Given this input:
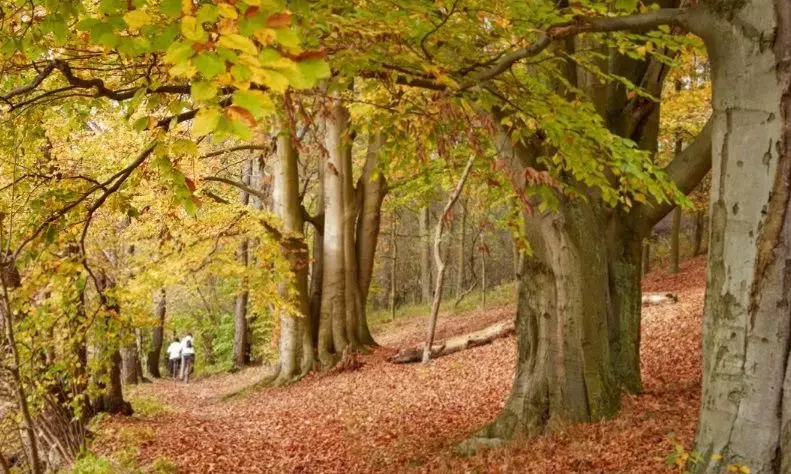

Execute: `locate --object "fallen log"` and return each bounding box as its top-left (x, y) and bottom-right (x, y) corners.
top-left (391, 319), bottom-right (515, 364)
top-left (641, 292), bottom-right (678, 306)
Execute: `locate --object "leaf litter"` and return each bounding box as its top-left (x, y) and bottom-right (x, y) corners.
top-left (94, 256), bottom-right (706, 473)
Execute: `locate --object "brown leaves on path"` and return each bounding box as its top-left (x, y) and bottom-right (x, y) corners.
top-left (94, 257), bottom-right (706, 473)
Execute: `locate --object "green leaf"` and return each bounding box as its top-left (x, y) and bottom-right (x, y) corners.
top-left (192, 107), bottom-right (221, 136)
top-left (133, 116), bottom-right (150, 131)
top-left (191, 81), bottom-right (217, 101)
top-left (164, 41), bottom-right (194, 64)
top-left (232, 89), bottom-right (274, 118)
top-left (614, 0), bottom-right (639, 11)
top-left (171, 138), bottom-right (199, 156)
top-left (275, 29), bottom-right (300, 53)
top-left (192, 53), bottom-right (226, 79)
top-left (217, 34), bottom-right (258, 55)
top-left (181, 16), bottom-right (207, 42)
top-left (123, 10), bottom-right (152, 30)
top-left (161, 0), bottom-right (181, 17)
top-left (283, 59), bottom-right (330, 89)
top-left (196, 4), bottom-right (219, 25)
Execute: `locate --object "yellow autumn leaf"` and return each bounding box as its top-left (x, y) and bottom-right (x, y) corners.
top-left (217, 34), bottom-right (258, 55)
top-left (123, 10), bottom-right (152, 30)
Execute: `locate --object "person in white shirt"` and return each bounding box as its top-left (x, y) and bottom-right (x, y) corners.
top-left (180, 333), bottom-right (195, 382)
top-left (166, 338), bottom-right (182, 378)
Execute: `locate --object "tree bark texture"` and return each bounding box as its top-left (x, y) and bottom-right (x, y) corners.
top-left (272, 118), bottom-right (314, 384)
top-left (688, 1), bottom-right (791, 471)
top-left (146, 288), bottom-right (166, 378)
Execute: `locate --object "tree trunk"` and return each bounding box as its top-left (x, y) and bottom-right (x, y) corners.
top-left (390, 215), bottom-right (397, 321)
top-left (120, 343), bottom-right (141, 385)
top-left (456, 201), bottom-right (466, 297)
top-left (606, 222), bottom-right (645, 394)
top-left (689, 1), bottom-right (791, 471)
top-left (422, 155), bottom-right (476, 363)
top-left (419, 206), bottom-right (433, 303)
top-left (308, 161), bottom-right (324, 348)
top-left (146, 288), bottom-right (165, 378)
top-left (642, 238), bottom-right (651, 275)
top-left (319, 97), bottom-right (350, 366)
top-left (394, 320), bottom-right (515, 363)
top-left (480, 232), bottom-right (487, 310)
top-left (693, 210), bottom-right (705, 256)
top-left (470, 198), bottom-right (618, 444)
top-left (94, 273), bottom-right (132, 416)
top-left (273, 118), bottom-right (314, 384)
top-left (354, 134), bottom-right (387, 346)
top-left (233, 159), bottom-right (253, 370)
top-left (670, 207), bottom-right (681, 273)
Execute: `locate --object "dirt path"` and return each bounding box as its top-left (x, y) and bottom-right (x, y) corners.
top-left (95, 258), bottom-right (705, 473)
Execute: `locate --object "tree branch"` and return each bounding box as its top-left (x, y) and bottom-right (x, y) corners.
top-left (635, 117), bottom-right (713, 230)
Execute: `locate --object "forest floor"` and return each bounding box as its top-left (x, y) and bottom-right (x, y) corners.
top-left (93, 256), bottom-right (706, 473)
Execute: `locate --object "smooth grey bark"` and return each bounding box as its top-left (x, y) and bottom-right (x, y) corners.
top-left (233, 159), bottom-right (252, 370)
top-left (272, 118), bottom-right (314, 384)
top-left (687, 1), bottom-right (791, 471)
top-left (354, 134), bottom-right (387, 346)
top-left (146, 288), bottom-right (165, 378)
top-left (422, 155), bottom-right (476, 363)
top-left (319, 97), bottom-right (349, 366)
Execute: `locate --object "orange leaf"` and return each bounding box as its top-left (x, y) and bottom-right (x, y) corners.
top-left (226, 105), bottom-right (256, 127)
top-left (267, 11), bottom-right (292, 28)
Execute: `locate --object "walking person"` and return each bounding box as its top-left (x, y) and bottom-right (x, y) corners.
top-left (181, 332), bottom-right (195, 384)
top-left (166, 337), bottom-right (182, 378)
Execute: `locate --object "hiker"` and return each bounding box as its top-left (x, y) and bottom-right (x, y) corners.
top-left (166, 337), bottom-right (182, 378)
top-left (181, 332), bottom-right (195, 383)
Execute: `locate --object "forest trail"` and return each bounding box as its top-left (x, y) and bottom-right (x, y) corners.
top-left (94, 257), bottom-right (706, 473)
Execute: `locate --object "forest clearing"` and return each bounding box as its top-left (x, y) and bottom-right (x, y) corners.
top-left (92, 257), bottom-right (705, 473)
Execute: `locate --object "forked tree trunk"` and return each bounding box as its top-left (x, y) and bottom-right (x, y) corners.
top-left (689, 1), bottom-right (791, 471)
top-left (146, 288), bottom-right (166, 378)
top-left (272, 119), bottom-right (314, 384)
top-left (422, 155), bottom-right (475, 363)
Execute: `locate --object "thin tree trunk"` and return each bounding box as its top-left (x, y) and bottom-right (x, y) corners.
top-left (456, 201), bottom-right (466, 297)
top-left (146, 288), bottom-right (166, 378)
top-left (642, 239), bottom-right (651, 275)
top-left (120, 343), bottom-right (140, 385)
top-left (234, 159), bottom-right (253, 370)
top-left (354, 134), bottom-right (387, 346)
top-left (480, 232), bottom-right (487, 310)
top-left (419, 206), bottom-right (432, 303)
top-left (0, 263), bottom-right (43, 474)
top-left (670, 133), bottom-right (683, 273)
top-left (422, 155), bottom-right (476, 363)
top-left (693, 210), bottom-right (705, 256)
top-left (670, 207), bottom-right (681, 273)
top-left (390, 215), bottom-right (397, 321)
